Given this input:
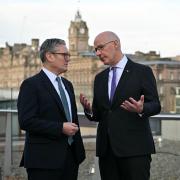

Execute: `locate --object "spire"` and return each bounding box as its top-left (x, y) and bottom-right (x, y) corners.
top-left (75, 10), bottom-right (82, 22)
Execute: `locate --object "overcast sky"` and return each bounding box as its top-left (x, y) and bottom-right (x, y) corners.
top-left (0, 0), bottom-right (179, 57)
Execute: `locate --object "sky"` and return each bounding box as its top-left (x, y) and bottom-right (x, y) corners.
top-left (0, 0), bottom-right (180, 57)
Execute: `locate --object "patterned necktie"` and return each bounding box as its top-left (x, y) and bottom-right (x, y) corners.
top-left (110, 67), bottom-right (117, 102)
top-left (56, 77), bottom-right (73, 145)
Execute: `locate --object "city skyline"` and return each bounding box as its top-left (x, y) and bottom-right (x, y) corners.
top-left (0, 0), bottom-right (179, 57)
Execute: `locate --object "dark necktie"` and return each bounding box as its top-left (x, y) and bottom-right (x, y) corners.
top-left (56, 77), bottom-right (73, 145)
top-left (110, 67), bottom-right (117, 102)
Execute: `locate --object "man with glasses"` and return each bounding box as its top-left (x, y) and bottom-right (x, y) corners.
top-left (80, 31), bottom-right (161, 180)
top-left (18, 38), bottom-right (85, 180)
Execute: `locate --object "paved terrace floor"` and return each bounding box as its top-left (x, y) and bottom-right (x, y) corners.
top-left (0, 138), bottom-right (180, 180)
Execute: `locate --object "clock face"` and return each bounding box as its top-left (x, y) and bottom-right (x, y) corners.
top-left (80, 28), bottom-right (85, 34)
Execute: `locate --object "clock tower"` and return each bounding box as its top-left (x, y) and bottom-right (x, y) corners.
top-left (68, 11), bottom-right (89, 55)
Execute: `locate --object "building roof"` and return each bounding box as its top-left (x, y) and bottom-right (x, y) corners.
top-left (79, 51), bottom-right (96, 57)
top-left (139, 60), bottom-right (180, 66)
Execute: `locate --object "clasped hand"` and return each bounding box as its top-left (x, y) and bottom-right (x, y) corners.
top-left (62, 122), bottom-right (79, 136)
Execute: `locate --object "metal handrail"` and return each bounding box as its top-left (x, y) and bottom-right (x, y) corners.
top-left (66, 112), bottom-right (180, 119)
top-left (151, 113), bottom-right (180, 120)
top-left (0, 109), bottom-right (180, 119)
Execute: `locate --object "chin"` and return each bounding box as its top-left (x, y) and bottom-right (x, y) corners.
top-left (101, 58), bottom-right (109, 65)
top-left (63, 68), bottom-right (68, 73)
top-left (59, 68), bottom-right (67, 74)
top-left (102, 61), bottom-right (109, 65)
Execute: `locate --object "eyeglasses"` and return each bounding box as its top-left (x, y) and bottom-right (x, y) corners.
top-left (51, 52), bottom-right (71, 59)
top-left (94, 41), bottom-right (115, 52)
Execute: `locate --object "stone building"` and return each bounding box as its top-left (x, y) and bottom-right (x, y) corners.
top-left (0, 11), bottom-right (180, 113)
top-left (127, 53), bottom-right (180, 113)
top-left (0, 39), bottom-right (41, 90)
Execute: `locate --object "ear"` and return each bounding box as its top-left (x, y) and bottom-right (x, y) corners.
top-left (114, 40), bottom-right (119, 48)
top-left (45, 52), bottom-right (54, 62)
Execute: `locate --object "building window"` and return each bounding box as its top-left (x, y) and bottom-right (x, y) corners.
top-left (160, 86), bottom-right (163, 95)
top-left (161, 100), bottom-right (163, 108)
top-left (176, 87), bottom-right (180, 113)
top-left (176, 87), bottom-right (180, 95)
top-left (170, 72), bottom-right (174, 80)
top-left (176, 96), bottom-right (180, 113)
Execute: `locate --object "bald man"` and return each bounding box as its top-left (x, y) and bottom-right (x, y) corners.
top-left (80, 31), bottom-right (161, 180)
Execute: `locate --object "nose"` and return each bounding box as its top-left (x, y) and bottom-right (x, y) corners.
top-left (95, 49), bottom-right (101, 56)
top-left (65, 56), bottom-right (70, 62)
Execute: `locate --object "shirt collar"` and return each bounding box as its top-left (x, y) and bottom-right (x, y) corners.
top-left (42, 67), bottom-right (61, 83)
top-left (110, 55), bottom-right (128, 70)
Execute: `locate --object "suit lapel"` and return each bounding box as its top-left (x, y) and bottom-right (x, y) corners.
top-left (39, 70), bottom-right (66, 116)
top-left (100, 68), bottom-right (111, 107)
top-left (111, 59), bottom-right (134, 107)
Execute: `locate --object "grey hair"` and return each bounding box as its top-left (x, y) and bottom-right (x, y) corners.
top-left (39, 38), bottom-right (66, 63)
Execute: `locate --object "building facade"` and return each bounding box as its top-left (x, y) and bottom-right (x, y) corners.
top-left (0, 11), bottom-right (180, 113)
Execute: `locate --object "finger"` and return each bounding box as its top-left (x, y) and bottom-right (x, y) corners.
top-left (121, 101), bottom-right (132, 110)
top-left (80, 95), bottom-right (87, 106)
top-left (140, 95), bottom-right (144, 103)
top-left (79, 94), bottom-right (84, 103)
top-left (124, 100), bottom-right (135, 108)
top-left (85, 99), bottom-right (90, 107)
top-left (87, 102), bottom-right (91, 109)
top-left (122, 101), bottom-right (137, 111)
top-left (129, 97), bottom-right (138, 105)
top-left (74, 127), bottom-right (79, 131)
top-left (120, 104), bottom-right (128, 110)
top-left (71, 123), bottom-right (78, 127)
top-left (83, 98), bottom-right (88, 105)
top-left (72, 127), bottom-right (79, 133)
top-left (84, 98), bottom-right (88, 103)
top-left (128, 98), bottom-right (142, 111)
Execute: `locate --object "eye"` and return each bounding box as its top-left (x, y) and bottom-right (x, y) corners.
top-left (98, 46), bottom-right (104, 49)
top-left (95, 46), bottom-right (103, 52)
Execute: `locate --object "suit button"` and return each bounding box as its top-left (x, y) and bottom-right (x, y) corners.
top-left (109, 110), bottom-right (112, 114)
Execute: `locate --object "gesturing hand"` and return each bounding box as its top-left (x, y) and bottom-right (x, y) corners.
top-left (79, 93), bottom-right (92, 113)
top-left (121, 95), bottom-right (144, 113)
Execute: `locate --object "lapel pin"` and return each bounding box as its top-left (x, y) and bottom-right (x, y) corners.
top-left (126, 70), bottom-right (129, 73)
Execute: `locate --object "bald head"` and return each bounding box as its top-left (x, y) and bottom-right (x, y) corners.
top-left (94, 31), bottom-right (121, 49)
top-left (93, 31), bottom-right (123, 66)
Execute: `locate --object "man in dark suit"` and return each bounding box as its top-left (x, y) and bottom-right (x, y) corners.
top-left (80, 31), bottom-right (161, 180)
top-left (18, 38), bottom-right (85, 180)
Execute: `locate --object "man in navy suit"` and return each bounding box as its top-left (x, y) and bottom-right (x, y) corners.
top-left (18, 38), bottom-right (85, 180)
top-left (80, 31), bottom-right (161, 180)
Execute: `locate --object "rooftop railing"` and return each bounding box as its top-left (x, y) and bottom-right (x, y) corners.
top-left (0, 109), bottom-right (180, 180)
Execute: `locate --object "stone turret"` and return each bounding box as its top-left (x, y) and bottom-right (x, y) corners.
top-left (31, 39), bottom-right (39, 51)
top-left (68, 10), bottom-right (89, 55)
